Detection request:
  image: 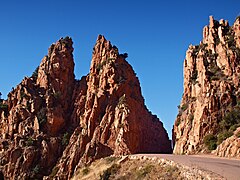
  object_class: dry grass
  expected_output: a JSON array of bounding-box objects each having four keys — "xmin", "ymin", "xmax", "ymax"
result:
[{"xmin": 71, "ymin": 156, "xmax": 182, "ymax": 180}]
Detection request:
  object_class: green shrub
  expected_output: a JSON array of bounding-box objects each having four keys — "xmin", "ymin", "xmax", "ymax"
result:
[
  {"xmin": 190, "ymin": 97, "xmax": 197, "ymax": 102},
  {"xmin": 207, "ymin": 52, "xmax": 218, "ymax": 61},
  {"xmin": 165, "ymin": 165, "xmax": 179, "ymax": 176},
  {"xmin": 226, "ymin": 33, "xmax": 235, "ymax": 48},
  {"xmin": 31, "ymin": 67, "xmax": 39, "ymax": 81},
  {"xmin": 20, "ymin": 90, "xmax": 27, "ymax": 100},
  {"xmin": 100, "ymin": 170, "xmax": 111, "ymax": 180},
  {"xmin": 220, "ymin": 108, "xmax": 240, "ymax": 130},
  {"xmin": 192, "ymin": 44, "xmax": 207, "ymax": 56},
  {"xmin": 62, "ymin": 132, "xmax": 70, "ymax": 146},
  {"xmin": 53, "ymin": 91, "xmax": 61, "ymax": 100},
  {"xmin": 82, "ymin": 167, "xmax": 90, "ymax": 175},
  {"xmin": 117, "ymin": 95, "xmax": 126, "ymax": 107},
  {"xmin": 180, "ymin": 103, "xmax": 188, "ymax": 111},
  {"xmin": 199, "ymin": 43, "xmax": 207, "ymax": 50},
  {"xmin": 211, "ymin": 107, "xmax": 240, "ymax": 146},
  {"xmin": 217, "ymin": 131, "xmax": 233, "ymax": 145},
  {"xmin": 209, "ymin": 64, "xmax": 221, "ymax": 75},
  {"xmin": 136, "ymin": 164, "xmax": 153, "ymax": 179},
  {"xmin": 203, "ymin": 134, "xmax": 217, "ymax": 150},
  {"xmin": 0, "ymin": 103, "xmax": 8, "ymax": 116},
  {"xmin": 53, "ymin": 91, "xmax": 61, "ymax": 106},
  {"xmin": 32, "ymin": 164, "xmax": 40, "ymax": 176},
  {"xmin": 192, "ymin": 46, "xmax": 199, "ymax": 56},
  {"xmin": 208, "ymin": 142, "xmax": 217, "ymax": 150},
  {"xmin": 26, "ymin": 137, "xmax": 34, "ymax": 146},
  {"xmin": 235, "ymin": 47, "xmax": 240, "ymax": 57},
  {"xmin": 118, "ymin": 123, "xmax": 124, "ymax": 128},
  {"xmin": 33, "ymin": 165, "xmax": 40, "ymax": 173},
  {"xmin": 175, "ymin": 118, "xmax": 181, "ymax": 126},
  {"xmin": 229, "ymin": 124, "xmax": 240, "ymax": 132},
  {"xmin": 100, "ymin": 164, "xmax": 120, "ymax": 180},
  {"xmin": 96, "ymin": 59, "xmax": 113, "ymax": 72},
  {"xmin": 190, "ymin": 70, "xmax": 198, "ymax": 84},
  {"xmin": 118, "ymin": 76, "xmax": 126, "ymax": 85},
  {"xmin": 26, "ymin": 102, "xmax": 31, "ymax": 110},
  {"xmin": 49, "ymin": 166, "xmax": 59, "ymax": 178},
  {"xmin": 37, "ymin": 107, "xmax": 47, "ymax": 125},
  {"xmin": 210, "ymin": 75, "xmax": 220, "ymax": 81},
  {"xmin": 96, "ymin": 63, "xmax": 103, "ymax": 72},
  {"xmin": 105, "ymin": 157, "xmax": 117, "ymax": 164},
  {"xmin": 119, "ymin": 53, "xmax": 128, "ymax": 59},
  {"xmin": 209, "ymin": 66, "xmax": 226, "ymax": 81},
  {"xmin": 59, "ymin": 36, "xmax": 72, "ymax": 47},
  {"xmin": 0, "ymin": 103, "xmax": 8, "ymax": 110},
  {"xmin": 189, "ymin": 114, "xmax": 194, "ymax": 122},
  {"xmin": 215, "ymin": 37, "xmax": 221, "ymax": 45},
  {"xmin": 102, "ymin": 60, "xmax": 107, "ymax": 66}
]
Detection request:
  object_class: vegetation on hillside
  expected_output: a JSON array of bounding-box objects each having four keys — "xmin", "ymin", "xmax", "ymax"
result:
[
  {"xmin": 72, "ymin": 156, "xmax": 183, "ymax": 180},
  {"xmin": 204, "ymin": 106, "xmax": 240, "ymax": 150}
]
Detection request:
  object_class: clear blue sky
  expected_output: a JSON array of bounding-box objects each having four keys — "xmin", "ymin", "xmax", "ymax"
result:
[{"xmin": 0, "ymin": 0, "xmax": 239, "ymax": 137}]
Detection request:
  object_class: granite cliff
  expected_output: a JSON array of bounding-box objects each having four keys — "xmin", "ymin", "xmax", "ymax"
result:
[
  {"xmin": 0, "ymin": 35, "xmax": 171, "ymax": 179},
  {"xmin": 173, "ymin": 16, "xmax": 240, "ymax": 158}
]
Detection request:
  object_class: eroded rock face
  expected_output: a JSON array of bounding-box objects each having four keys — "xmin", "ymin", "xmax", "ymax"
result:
[
  {"xmin": 0, "ymin": 35, "xmax": 171, "ymax": 179},
  {"xmin": 173, "ymin": 16, "xmax": 240, "ymax": 157},
  {"xmin": 37, "ymin": 37, "xmax": 75, "ymax": 135},
  {"xmin": 53, "ymin": 35, "xmax": 171, "ymax": 179},
  {"xmin": 213, "ymin": 127, "xmax": 240, "ymax": 158},
  {"xmin": 0, "ymin": 37, "xmax": 74, "ymax": 179}
]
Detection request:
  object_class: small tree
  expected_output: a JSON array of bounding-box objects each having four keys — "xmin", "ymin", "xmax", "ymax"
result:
[
  {"xmin": 31, "ymin": 67, "xmax": 39, "ymax": 82},
  {"xmin": 203, "ymin": 134, "xmax": 217, "ymax": 150},
  {"xmin": 37, "ymin": 108, "xmax": 47, "ymax": 125},
  {"xmin": 119, "ymin": 53, "xmax": 128, "ymax": 59}
]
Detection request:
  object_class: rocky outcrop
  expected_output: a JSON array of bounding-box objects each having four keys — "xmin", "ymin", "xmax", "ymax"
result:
[
  {"xmin": 0, "ymin": 37, "xmax": 75, "ymax": 179},
  {"xmin": 0, "ymin": 35, "xmax": 171, "ymax": 179},
  {"xmin": 213, "ymin": 127, "xmax": 240, "ymax": 158},
  {"xmin": 52, "ymin": 35, "xmax": 171, "ymax": 179},
  {"xmin": 173, "ymin": 16, "xmax": 240, "ymax": 157},
  {"xmin": 37, "ymin": 37, "xmax": 75, "ymax": 136}
]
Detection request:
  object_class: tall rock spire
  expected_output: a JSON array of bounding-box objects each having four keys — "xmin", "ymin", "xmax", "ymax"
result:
[
  {"xmin": 173, "ymin": 16, "xmax": 240, "ymax": 158},
  {"xmin": 0, "ymin": 35, "xmax": 171, "ymax": 179},
  {"xmin": 54, "ymin": 35, "xmax": 172, "ymax": 178}
]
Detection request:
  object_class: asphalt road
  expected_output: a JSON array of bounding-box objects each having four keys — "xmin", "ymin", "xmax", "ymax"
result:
[{"xmin": 134, "ymin": 154, "xmax": 240, "ymax": 180}]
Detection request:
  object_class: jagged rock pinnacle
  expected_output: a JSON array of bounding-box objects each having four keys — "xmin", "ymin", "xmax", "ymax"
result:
[{"xmin": 173, "ymin": 16, "xmax": 240, "ymax": 158}]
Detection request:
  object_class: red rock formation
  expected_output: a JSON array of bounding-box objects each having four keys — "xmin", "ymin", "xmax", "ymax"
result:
[
  {"xmin": 173, "ymin": 16, "xmax": 240, "ymax": 157},
  {"xmin": 0, "ymin": 35, "xmax": 171, "ymax": 179},
  {"xmin": 37, "ymin": 37, "xmax": 75, "ymax": 136},
  {"xmin": 53, "ymin": 35, "xmax": 171, "ymax": 179},
  {"xmin": 0, "ymin": 37, "xmax": 75, "ymax": 179}
]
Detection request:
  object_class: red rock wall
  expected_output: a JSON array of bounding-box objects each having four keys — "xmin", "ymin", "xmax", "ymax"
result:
[
  {"xmin": 0, "ymin": 35, "xmax": 171, "ymax": 179},
  {"xmin": 173, "ymin": 16, "xmax": 240, "ymax": 157}
]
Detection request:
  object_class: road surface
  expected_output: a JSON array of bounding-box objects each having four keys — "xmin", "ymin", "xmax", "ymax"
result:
[{"xmin": 133, "ymin": 154, "xmax": 240, "ymax": 180}]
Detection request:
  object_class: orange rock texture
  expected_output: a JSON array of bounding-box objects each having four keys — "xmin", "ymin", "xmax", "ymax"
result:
[
  {"xmin": 0, "ymin": 35, "xmax": 171, "ymax": 179},
  {"xmin": 173, "ymin": 16, "xmax": 240, "ymax": 158}
]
